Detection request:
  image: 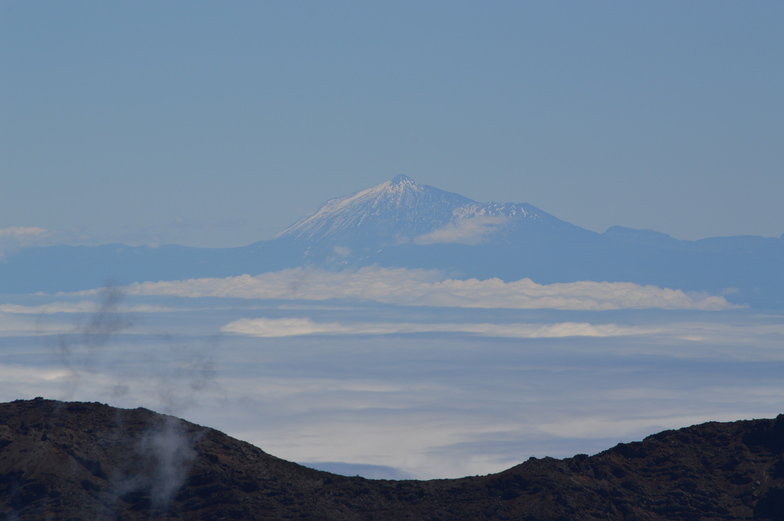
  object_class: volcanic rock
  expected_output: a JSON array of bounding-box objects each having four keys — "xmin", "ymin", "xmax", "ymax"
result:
[{"xmin": 1, "ymin": 398, "xmax": 784, "ymax": 520}]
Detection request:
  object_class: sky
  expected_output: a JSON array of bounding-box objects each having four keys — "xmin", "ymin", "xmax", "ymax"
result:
[{"xmin": 2, "ymin": 1, "xmax": 783, "ymax": 248}]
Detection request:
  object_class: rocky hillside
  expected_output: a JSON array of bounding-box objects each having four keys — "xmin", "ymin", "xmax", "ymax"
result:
[{"xmin": 2, "ymin": 398, "xmax": 784, "ymax": 520}]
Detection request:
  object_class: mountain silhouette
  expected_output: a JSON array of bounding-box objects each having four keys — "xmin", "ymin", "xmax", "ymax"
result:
[{"xmin": 2, "ymin": 398, "xmax": 784, "ymax": 520}]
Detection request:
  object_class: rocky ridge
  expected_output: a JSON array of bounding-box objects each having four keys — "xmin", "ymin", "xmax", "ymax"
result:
[{"xmin": 2, "ymin": 398, "xmax": 784, "ymax": 520}]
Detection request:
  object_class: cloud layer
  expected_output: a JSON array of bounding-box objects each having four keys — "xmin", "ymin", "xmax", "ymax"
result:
[
  {"xmin": 220, "ymin": 317, "xmax": 655, "ymax": 338},
  {"xmin": 0, "ymin": 227, "xmax": 50, "ymax": 257},
  {"xmin": 120, "ymin": 267, "xmax": 736, "ymax": 311},
  {"xmin": 1, "ymin": 285, "xmax": 781, "ymax": 479}
]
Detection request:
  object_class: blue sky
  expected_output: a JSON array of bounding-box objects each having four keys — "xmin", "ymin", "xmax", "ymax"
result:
[{"xmin": 2, "ymin": 1, "xmax": 783, "ymax": 247}]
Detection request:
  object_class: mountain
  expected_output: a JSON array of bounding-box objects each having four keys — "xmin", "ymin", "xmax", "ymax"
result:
[
  {"xmin": 272, "ymin": 174, "xmax": 589, "ymax": 249},
  {"xmin": 273, "ymin": 174, "xmax": 477, "ymax": 244},
  {"xmin": 1, "ymin": 176, "xmax": 783, "ymax": 308},
  {"xmin": 3, "ymin": 398, "xmax": 784, "ymax": 520},
  {"xmin": 265, "ymin": 176, "xmax": 784, "ymax": 307}
]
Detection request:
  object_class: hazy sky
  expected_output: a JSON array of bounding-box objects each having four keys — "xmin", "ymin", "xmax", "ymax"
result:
[{"xmin": 2, "ymin": 1, "xmax": 782, "ymax": 247}]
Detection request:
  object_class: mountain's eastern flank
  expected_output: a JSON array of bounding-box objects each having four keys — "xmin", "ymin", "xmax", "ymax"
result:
[
  {"xmin": 1, "ymin": 176, "xmax": 782, "ymax": 308},
  {"xmin": 2, "ymin": 398, "xmax": 784, "ymax": 520}
]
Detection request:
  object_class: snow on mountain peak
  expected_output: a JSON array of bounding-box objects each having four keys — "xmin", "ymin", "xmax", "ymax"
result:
[
  {"xmin": 390, "ymin": 174, "xmax": 415, "ymax": 184},
  {"xmin": 387, "ymin": 174, "xmax": 420, "ymax": 191},
  {"xmin": 272, "ymin": 176, "xmax": 470, "ymax": 242},
  {"xmin": 356, "ymin": 174, "xmax": 426, "ymax": 203},
  {"xmin": 272, "ymin": 176, "xmax": 569, "ymax": 247}
]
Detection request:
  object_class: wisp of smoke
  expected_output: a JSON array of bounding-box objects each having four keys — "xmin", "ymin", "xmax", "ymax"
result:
[
  {"xmin": 50, "ymin": 285, "xmax": 131, "ymax": 399},
  {"xmin": 40, "ymin": 285, "xmax": 219, "ymax": 516},
  {"xmin": 108, "ymin": 414, "xmax": 200, "ymax": 517},
  {"xmin": 138, "ymin": 416, "xmax": 199, "ymax": 512}
]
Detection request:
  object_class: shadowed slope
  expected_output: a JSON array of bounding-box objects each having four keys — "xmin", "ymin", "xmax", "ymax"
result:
[{"xmin": 2, "ymin": 399, "xmax": 784, "ymax": 520}]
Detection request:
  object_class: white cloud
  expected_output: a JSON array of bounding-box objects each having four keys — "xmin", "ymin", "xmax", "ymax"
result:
[
  {"xmin": 0, "ymin": 301, "xmax": 173, "ymax": 314},
  {"xmin": 0, "ymin": 226, "xmax": 48, "ymax": 238},
  {"xmin": 414, "ymin": 216, "xmax": 509, "ymax": 245},
  {"xmin": 220, "ymin": 317, "xmax": 656, "ymax": 338},
  {"xmin": 0, "ymin": 227, "xmax": 51, "ymax": 257},
  {"xmin": 0, "ymin": 300, "xmax": 175, "ymax": 337},
  {"xmin": 119, "ymin": 266, "xmax": 738, "ymax": 311}
]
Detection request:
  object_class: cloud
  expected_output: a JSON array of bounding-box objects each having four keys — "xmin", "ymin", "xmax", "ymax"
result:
[
  {"xmin": 117, "ymin": 266, "xmax": 738, "ymax": 311},
  {"xmin": 0, "ymin": 301, "xmax": 172, "ymax": 314},
  {"xmin": 0, "ymin": 227, "xmax": 51, "ymax": 257},
  {"xmin": 220, "ymin": 317, "xmax": 656, "ymax": 338},
  {"xmin": 414, "ymin": 216, "xmax": 509, "ymax": 245},
  {"xmin": 0, "ymin": 314, "xmax": 66, "ymax": 336},
  {"xmin": 1, "ymin": 287, "xmax": 780, "ymax": 479},
  {"xmin": 0, "ymin": 226, "xmax": 117, "ymax": 256},
  {"xmin": 0, "ymin": 226, "xmax": 48, "ymax": 238}
]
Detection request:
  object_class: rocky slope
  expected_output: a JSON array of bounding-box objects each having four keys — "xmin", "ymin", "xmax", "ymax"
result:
[{"xmin": 2, "ymin": 398, "xmax": 784, "ymax": 520}]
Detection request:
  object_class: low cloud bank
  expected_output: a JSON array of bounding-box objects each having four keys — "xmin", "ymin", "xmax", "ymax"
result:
[
  {"xmin": 121, "ymin": 267, "xmax": 737, "ymax": 311},
  {"xmin": 0, "ymin": 227, "xmax": 50, "ymax": 258},
  {"xmin": 220, "ymin": 317, "xmax": 655, "ymax": 338}
]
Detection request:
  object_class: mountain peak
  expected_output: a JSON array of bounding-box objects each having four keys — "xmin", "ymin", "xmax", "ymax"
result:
[
  {"xmin": 371, "ymin": 175, "xmax": 425, "ymax": 198},
  {"xmin": 389, "ymin": 174, "xmax": 416, "ymax": 186},
  {"xmin": 271, "ymin": 176, "xmax": 577, "ymax": 249},
  {"xmin": 368, "ymin": 175, "xmax": 425, "ymax": 199},
  {"xmin": 272, "ymin": 177, "xmax": 473, "ymax": 243}
]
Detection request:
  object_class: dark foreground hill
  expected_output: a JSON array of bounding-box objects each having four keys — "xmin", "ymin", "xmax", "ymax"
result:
[{"xmin": 2, "ymin": 399, "xmax": 784, "ymax": 520}]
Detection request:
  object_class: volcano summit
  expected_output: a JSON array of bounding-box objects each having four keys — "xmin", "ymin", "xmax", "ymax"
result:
[
  {"xmin": 1, "ymin": 176, "xmax": 782, "ymax": 308},
  {"xmin": 272, "ymin": 174, "xmax": 584, "ymax": 248}
]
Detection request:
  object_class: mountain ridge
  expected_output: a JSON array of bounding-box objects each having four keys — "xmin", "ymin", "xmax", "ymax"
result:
[{"xmin": 2, "ymin": 398, "xmax": 784, "ymax": 520}]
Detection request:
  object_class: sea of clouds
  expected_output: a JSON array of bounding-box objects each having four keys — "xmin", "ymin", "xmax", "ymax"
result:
[{"xmin": 0, "ymin": 268, "xmax": 780, "ymax": 479}]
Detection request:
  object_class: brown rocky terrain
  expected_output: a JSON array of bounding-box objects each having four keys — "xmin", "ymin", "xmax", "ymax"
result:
[{"xmin": 1, "ymin": 398, "xmax": 784, "ymax": 520}]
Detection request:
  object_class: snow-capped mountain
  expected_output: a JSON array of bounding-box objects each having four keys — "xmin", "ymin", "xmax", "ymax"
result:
[
  {"xmin": 2, "ymin": 175, "xmax": 782, "ymax": 308},
  {"xmin": 273, "ymin": 175, "xmax": 471, "ymax": 243},
  {"xmin": 272, "ymin": 175, "xmax": 588, "ymax": 249}
]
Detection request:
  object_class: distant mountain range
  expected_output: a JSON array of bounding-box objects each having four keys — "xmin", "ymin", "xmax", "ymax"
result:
[
  {"xmin": 3, "ymin": 398, "xmax": 784, "ymax": 520},
  {"xmin": 2, "ymin": 175, "xmax": 783, "ymax": 308}
]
